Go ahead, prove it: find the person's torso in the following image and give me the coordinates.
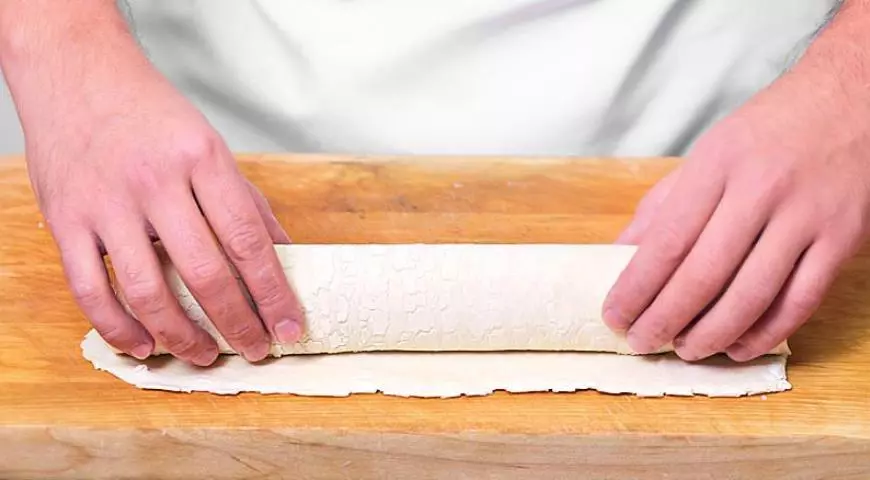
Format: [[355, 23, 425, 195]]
[[123, 0, 842, 156]]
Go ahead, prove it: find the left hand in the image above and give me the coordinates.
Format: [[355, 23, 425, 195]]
[[601, 73, 870, 362]]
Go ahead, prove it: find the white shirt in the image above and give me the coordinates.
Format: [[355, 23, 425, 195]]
[[124, 0, 842, 156]]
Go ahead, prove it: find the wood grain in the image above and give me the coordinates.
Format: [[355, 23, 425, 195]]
[[1, 153, 869, 479]]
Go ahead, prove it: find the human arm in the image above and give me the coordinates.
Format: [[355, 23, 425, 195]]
[[602, 0, 870, 361], [0, 0, 304, 364]]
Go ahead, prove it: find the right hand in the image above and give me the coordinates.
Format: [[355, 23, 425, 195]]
[[22, 63, 304, 366]]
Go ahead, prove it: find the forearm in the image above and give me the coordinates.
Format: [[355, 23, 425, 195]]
[[0, 0, 155, 131], [777, 0, 870, 116]]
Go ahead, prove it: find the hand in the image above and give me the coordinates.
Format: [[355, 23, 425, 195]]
[[602, 74, 870, 362], [24, 64, 304, 366]]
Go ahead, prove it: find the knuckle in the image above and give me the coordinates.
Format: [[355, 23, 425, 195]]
[[185, 259, 232, 296], [173, 130, 221, 164], [219, 319, 262, 345], [154, 327, 203, 358], [652, 222, 692, 264], [71, 281, 107, 310], [224, 221, 269, 262], [734, 286, 772, 316], [123, 281, 168, 315], [124, 156, 167, 195], [165, 337, 203, 359], [96, 323, 135, 349], [788, 278, 829, 318], [686, 271, 721, 298], [756, 164, 796, 200], [124, 131, 223, 193], [252, 277, 290, 311]]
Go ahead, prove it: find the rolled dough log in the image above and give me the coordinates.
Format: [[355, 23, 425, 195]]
[[112, 243, 790, 357]]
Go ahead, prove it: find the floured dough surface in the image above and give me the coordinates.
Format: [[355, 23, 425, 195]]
[[143, 244, 789, 357], [82, 330, 791, 398]]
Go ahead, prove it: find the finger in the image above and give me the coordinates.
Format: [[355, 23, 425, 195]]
[[725, 239, 846, 362], [602, 162, 726, 333], [624, 187, 772, 354], [57, 228, 154, 359], [146, 189, 273, 362], [672, 211, 813, 360], [98, 219, 219, 366], [246, 179, 291, 244], [192, 161, 306, 348], [617, 166, 682, 245]]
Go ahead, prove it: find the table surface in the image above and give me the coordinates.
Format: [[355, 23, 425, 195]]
[[1, 153, 869, 479]]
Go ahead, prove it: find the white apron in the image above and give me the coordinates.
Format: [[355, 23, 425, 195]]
[[122, 0, 841, 156]]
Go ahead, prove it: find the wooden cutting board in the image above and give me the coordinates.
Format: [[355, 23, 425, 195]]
[[1, 153, 868, 479]]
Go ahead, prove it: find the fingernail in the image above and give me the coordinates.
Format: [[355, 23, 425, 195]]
[[626, 330, 651, 354], [193, 347, 219, 366], [243, 339, 271, 362], [274, 319, 302, 344], [673, 338, 701, 361], [603, 307, 629, 332], [677, 350, 701, 362], [130, 343, 152, 360], [726, 343, 752, 362]]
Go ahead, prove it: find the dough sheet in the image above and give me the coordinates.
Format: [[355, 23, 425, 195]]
[[81, 330, 791, 398]]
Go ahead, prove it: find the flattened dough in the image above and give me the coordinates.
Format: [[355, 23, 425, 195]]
[[81, 330, 791, 398]]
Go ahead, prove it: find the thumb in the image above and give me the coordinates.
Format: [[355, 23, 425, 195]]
[[616, 165, 683, 244]]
